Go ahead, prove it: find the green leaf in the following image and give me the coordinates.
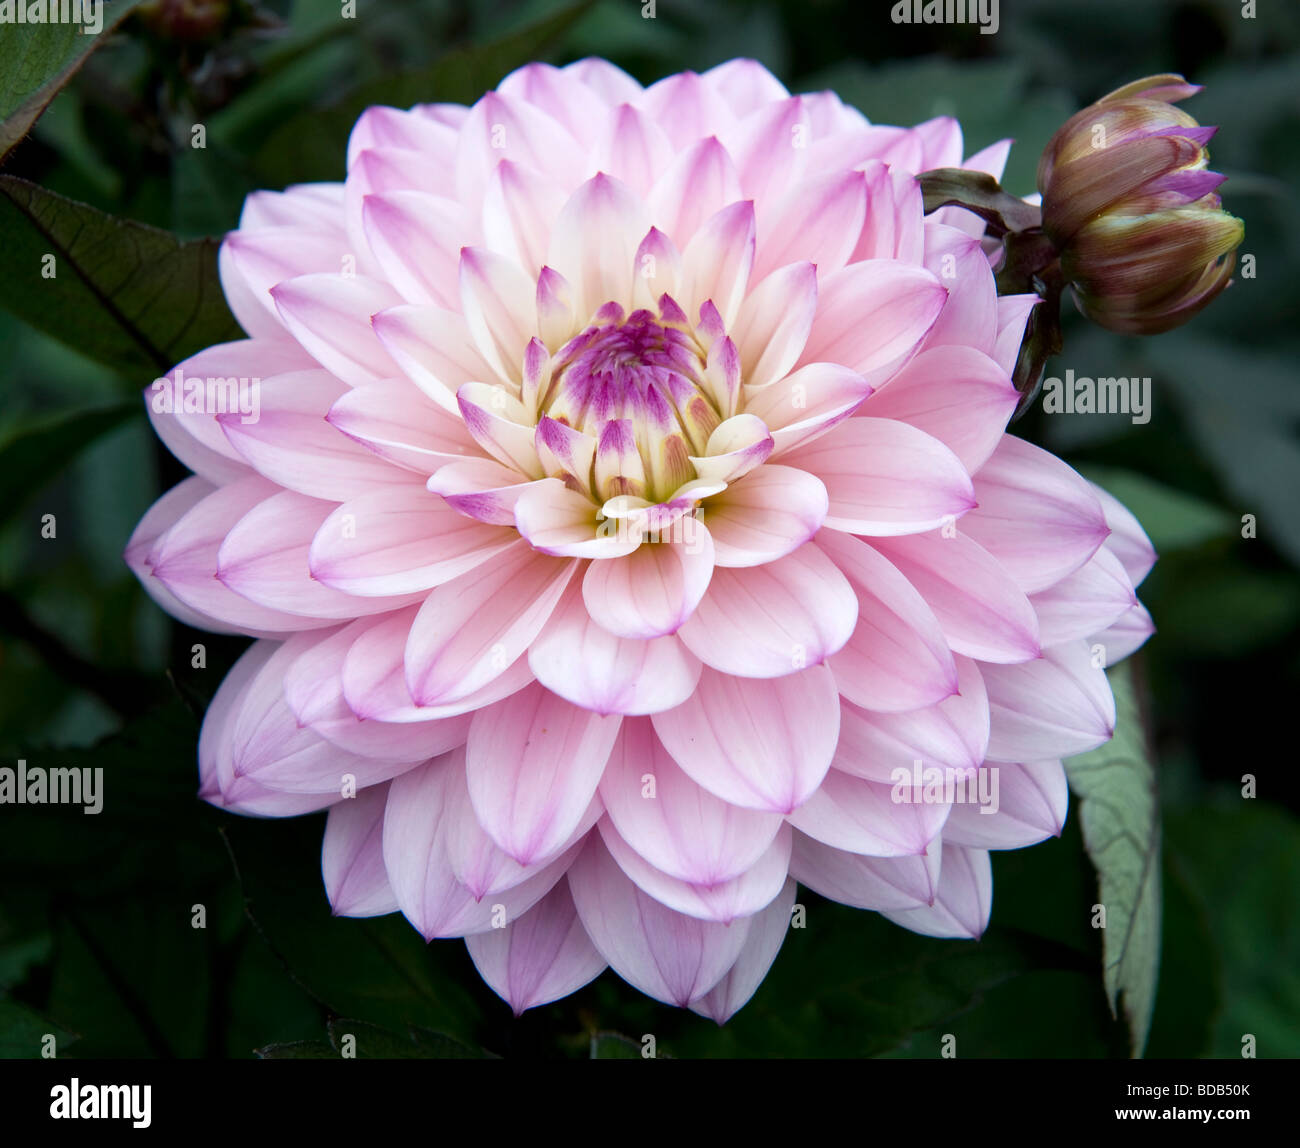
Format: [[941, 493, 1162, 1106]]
[[254, 1039, 338, 1060], [657, 905, 1091, 1058], [589, 1032, 646, 1059], [325, 1018, 495, 1059], [1063, 660, 1162, 1058], [0, 401, 137, 529], [0, 0, 144, 162], [0, 995, 77, 1059], [0, 176, 242, 377], [248, 0, 597, 187], [1076, 465, 1237, 554], [1165, 801, 1300, 1058], [1146, 333, 1300, 567]]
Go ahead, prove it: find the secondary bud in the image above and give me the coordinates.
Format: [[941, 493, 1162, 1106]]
[[1039, 74, 1244, 334]]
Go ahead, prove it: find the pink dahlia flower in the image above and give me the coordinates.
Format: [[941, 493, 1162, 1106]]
[[127, 58, 1155, 1020]]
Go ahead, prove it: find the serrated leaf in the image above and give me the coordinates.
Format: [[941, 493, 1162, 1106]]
[[0, 401, 137, 528], [0, 0, 144, 162], [254, 1039, 337, 1059], [1063, 660, 1161, 1058], [0, 176, 242, 377], [326, 1018, 495, 1059]]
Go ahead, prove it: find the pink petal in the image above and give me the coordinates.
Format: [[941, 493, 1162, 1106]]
[[744, 362, 873, 457], [328, 377, 478, 476], [145, 338, 314, 483], [797, 261, 946, 387], [599, 717, 783, 885], [465, 683, 622, 864], [222, 228, 351, 330], [529, 585, 702, 715], [309, 485, 517, 595], [322, 783, 399, 917], [454, 90, 585, 206], [148, 476, 337, 634], [676, 543, 857, 677], [646, 135, 742, 248], [566, 834, 751, 1007], [702, 464, 828, 567], [1031, 545, 1138, 645], [789, 832, 940, 911], [963, 436, 1110, 594], [943, 761, 1068, 850], [427, 458, 534, 526], [730, 261, 818, 390], [678, 200, 755, 329], [1090, 482, 1157, 587], [593, 103, 675, 200], [371, 304, 496, 413], [465, 879, 606, 1015], [871, 531, 1041, 664], [361, 191, 466, 308], [514, 478, 641, 559], [598, 817, 792, 923], [702, 58, 790, 115], [457, 382, 543, 478], [404, 541, 577, 705], [342, 605, 535, 723], [271, 273, 402, 386], [786, 768, 949, 857], [382, 752, 576, 940], [719, 96, 809, 204], [458, 246, 537, 386], [283, 619, 471, 761], [1092, 601, 1155, 663], [126, 477, 241, 635], [482, 159, 567, 276], [882, 843, 992, 939], [223, 634, 407, 798], [217, 370, 403, 500], [548, 173, 649, 318], [817, 530, 958, 713], [753, 168, 867, 282], [581, 531, 715, 639], [688, 877, 797, 1023], [982, 641, 1117, 762], [218, 489, 424, 618], [920, 224, 998, 354], [638, 70, 737, 150], [784, 416, 976, 536], [834, 653, 987, 783], [859, 345, 1017, 474], [993, 293, 1039, 376], [653, 665, 840, 812]]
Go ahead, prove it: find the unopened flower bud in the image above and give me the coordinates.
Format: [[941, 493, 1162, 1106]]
[[1038, 74, 1244, 334]]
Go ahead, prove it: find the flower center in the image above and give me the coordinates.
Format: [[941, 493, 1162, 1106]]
[[539, 302, 721, 504]]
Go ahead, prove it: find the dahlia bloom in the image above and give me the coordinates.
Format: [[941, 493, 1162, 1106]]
[[127, 58, 1155, 1021]]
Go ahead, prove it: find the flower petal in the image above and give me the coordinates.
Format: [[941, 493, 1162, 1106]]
[[653, 665, 840, 812]]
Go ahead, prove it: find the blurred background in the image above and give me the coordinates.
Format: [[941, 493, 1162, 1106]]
[[0, 0, 1296, 1059]]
